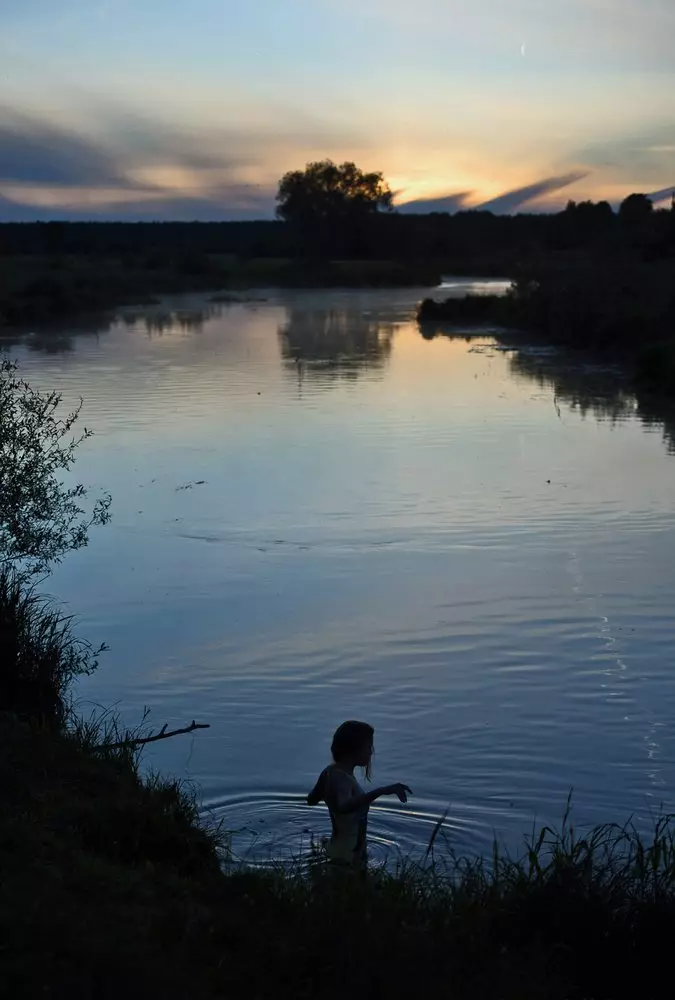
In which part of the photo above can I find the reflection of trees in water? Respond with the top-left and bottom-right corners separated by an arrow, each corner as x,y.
1,303 -> 224,355
507,347 -> 675,454
0,313 -> 112,355
508,349 -> 638,425
418,326 -> 675,455
278,307 -> 395,385
636,394 -> 675,456
124,304 -> 222,336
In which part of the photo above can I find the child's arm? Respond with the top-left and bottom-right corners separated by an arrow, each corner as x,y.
327,770 -> 412,815
307,769 -> 326,806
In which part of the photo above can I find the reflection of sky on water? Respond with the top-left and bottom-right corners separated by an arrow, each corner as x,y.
5,285 -> 675,864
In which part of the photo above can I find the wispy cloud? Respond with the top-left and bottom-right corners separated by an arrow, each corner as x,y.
0,107 -> 124,187
397,192 -> 473,214
0,100 -> 384,220
0,105 -> 287,219
477,171 -> 589,213
648,185 -> 675,205
575,126 -> 675,186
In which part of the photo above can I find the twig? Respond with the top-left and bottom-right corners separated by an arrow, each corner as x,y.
95,720 -> 210,751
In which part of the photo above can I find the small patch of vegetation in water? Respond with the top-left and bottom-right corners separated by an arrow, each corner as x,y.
418,292 -> 510,326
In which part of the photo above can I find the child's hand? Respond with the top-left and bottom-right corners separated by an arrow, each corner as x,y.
387,783 -> 412,803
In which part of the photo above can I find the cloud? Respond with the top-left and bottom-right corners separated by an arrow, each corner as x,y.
0,193 -> 48,221
575,126 -> 675,185
647,185 -> 675,205
477,171 -> 588,213
90,106 -> 251,175
0,100 -> 379,220
0,107 -> 124,187
0,183 -> 276,222
396,191 -> 473,214
0,104 -> 281,219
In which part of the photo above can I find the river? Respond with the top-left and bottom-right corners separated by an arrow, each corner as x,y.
7,280 -> 675,867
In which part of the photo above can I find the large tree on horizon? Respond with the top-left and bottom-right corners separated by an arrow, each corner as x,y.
276,160 -> 393,256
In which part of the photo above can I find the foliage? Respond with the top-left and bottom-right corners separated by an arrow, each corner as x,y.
0,567 -> 105,726
0,359 -> 111,574
418,293 -> 507,327
276,159 -> 393,226
619,192 -> 654,227
276,160 -> 393,256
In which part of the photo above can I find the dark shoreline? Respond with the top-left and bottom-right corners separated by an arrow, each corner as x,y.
418,275 -> 675,401
0,254 -> 443,331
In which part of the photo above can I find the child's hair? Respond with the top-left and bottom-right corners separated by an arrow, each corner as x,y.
331,720 -> 374,780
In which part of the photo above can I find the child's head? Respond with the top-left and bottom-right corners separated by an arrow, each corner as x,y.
331,720 -> 374,779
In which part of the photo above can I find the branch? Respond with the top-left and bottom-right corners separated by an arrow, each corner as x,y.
96,720 -> 210,752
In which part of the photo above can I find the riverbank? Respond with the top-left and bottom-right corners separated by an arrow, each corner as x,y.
4,707 -> 675,1000
418,256 -> 675,398
0,254 -> 441,329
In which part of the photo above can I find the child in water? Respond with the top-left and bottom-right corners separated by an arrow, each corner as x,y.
307,720 -> 412,867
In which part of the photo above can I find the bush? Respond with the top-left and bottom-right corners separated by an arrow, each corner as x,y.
0,359 -> 111,575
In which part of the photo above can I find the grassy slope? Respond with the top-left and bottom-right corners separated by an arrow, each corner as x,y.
3,710 -> 675,999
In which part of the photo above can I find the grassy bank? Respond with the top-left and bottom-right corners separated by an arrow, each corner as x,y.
4,708 -> 675,999
2,571 -> 675,998
0,254 -> 441,329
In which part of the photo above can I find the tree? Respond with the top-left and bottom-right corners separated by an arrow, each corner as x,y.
276,160 -> 393,255
619,193 -> 653,227
0,360 -> 111,576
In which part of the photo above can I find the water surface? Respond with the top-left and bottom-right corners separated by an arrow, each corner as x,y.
8,282 -> 675,866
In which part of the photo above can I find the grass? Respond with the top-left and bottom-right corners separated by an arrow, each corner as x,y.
3,706 -> 675,1000
0,569 -> 105,727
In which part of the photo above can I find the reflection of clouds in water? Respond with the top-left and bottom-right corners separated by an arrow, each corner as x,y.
278,306 -> 396,388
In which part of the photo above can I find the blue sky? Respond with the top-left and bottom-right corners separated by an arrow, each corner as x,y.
1,0 -> 674,219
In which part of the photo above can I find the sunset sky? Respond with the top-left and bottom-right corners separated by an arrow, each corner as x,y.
1,0 -> 674,220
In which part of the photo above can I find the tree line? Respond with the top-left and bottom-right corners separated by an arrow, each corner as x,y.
1,160 -> 673,273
